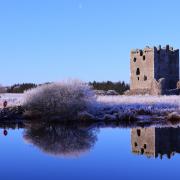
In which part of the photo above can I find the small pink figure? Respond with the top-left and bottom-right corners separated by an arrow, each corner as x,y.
3,130 -> 8,136
3,101 -> 7,108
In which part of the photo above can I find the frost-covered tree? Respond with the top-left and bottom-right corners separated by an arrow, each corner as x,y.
23,80 -> 96,120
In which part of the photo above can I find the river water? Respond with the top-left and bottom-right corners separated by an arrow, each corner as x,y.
0,123 -> 180,180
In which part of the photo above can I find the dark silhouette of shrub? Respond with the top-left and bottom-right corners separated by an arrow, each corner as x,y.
23,123 -> 97,157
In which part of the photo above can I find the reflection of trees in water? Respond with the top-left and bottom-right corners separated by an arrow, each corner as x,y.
23,123 -> 98,157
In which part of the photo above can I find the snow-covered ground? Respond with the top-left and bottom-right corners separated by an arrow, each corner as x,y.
0,93 -> 180,113
97,95 -> 180,108
97,95 -> 180,114
0,93 -> 24,108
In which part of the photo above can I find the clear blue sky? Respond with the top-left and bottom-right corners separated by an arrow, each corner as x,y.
0,0 -> 180,85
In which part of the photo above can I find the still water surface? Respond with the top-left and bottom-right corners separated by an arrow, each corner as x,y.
0,123 -> 180,180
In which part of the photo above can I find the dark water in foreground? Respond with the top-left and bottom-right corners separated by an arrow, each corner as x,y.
0,122 -> 180,180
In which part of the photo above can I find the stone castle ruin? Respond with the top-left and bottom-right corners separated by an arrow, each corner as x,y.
126,45 -> 180,95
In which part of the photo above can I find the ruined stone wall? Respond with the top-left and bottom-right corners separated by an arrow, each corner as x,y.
177,81 -> 180,89
130,47 -> 154,90
154,45 -> 179,90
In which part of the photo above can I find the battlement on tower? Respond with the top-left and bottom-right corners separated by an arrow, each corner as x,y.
131,45 -> 179,55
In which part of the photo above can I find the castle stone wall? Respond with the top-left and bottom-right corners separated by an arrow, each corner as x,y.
154,45 -> 179,89
130,47 -> 154,90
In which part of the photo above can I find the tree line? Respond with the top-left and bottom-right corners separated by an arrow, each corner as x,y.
7,83 -> 37,93
5,81 -> 129,94
89,81 -> 129,95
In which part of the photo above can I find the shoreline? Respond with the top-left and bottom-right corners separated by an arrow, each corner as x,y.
0,93 -> 179,125
0,105 -> 179,126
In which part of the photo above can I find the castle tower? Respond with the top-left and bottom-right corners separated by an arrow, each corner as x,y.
130,45 -> 179,94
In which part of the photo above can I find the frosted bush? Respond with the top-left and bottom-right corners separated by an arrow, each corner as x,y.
23,80 -> 96,120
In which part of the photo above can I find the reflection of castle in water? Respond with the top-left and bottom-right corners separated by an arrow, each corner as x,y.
131,127 -> 180,159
